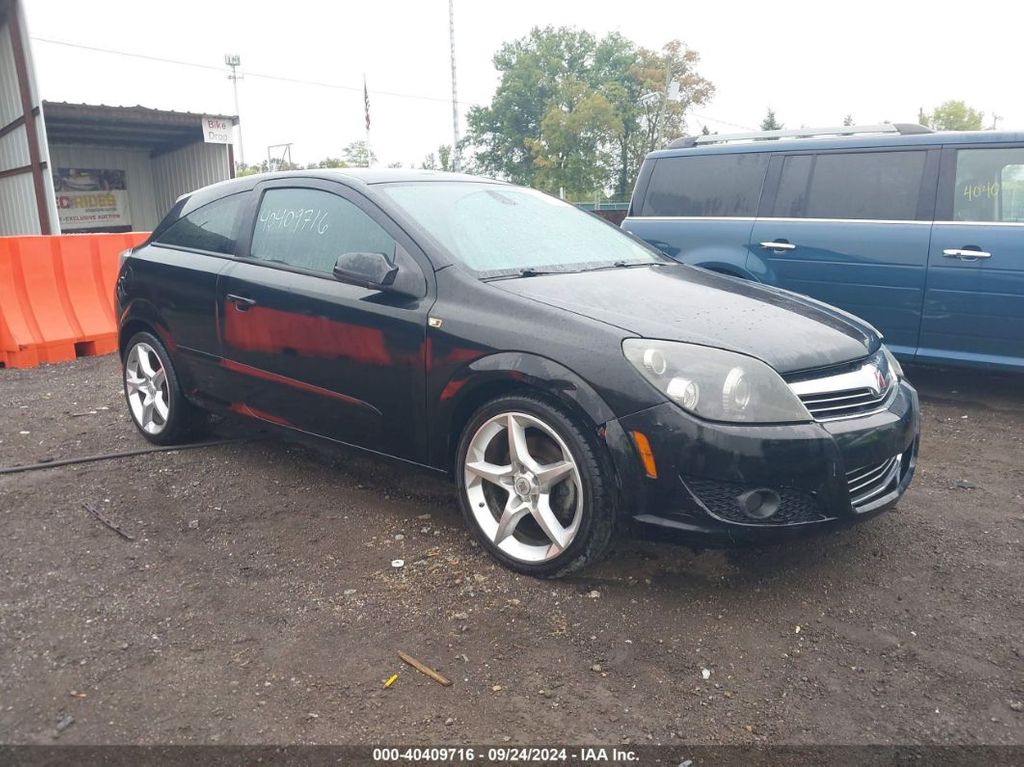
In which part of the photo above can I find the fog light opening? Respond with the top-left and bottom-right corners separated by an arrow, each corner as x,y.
736,488 -> 781,520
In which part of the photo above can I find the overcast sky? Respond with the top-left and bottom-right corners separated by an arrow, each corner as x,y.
24,0 -> 1022,168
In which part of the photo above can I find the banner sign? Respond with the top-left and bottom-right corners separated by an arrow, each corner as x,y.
53,168 -> 131,231
202,116 -> 233,144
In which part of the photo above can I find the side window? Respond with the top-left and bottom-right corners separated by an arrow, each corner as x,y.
770,151 -> 926,220
953,147 -> 1024,223
641,153 -> 769,217
771,155 -> 814,217
250,188 -> 396,274
156,193 -> 246,254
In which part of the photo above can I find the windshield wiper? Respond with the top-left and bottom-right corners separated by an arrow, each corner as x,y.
482,267 -> 569,281
579,260 -> 665,273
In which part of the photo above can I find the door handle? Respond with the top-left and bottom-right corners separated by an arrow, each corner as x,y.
942,248 -> 991,260
760,241 -> 796,251
226,293 -> 257,311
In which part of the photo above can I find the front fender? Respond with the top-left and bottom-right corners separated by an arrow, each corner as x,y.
429,351 -> 646,514
429,351 -> 617,470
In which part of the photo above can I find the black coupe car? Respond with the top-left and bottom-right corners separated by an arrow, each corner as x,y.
116,170 -> 919,577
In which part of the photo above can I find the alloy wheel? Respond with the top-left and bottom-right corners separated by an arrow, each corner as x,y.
125,341 -> 170,435
463,412 -> 583,563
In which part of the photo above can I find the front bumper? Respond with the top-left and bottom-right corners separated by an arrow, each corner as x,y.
605,380 -> 920,546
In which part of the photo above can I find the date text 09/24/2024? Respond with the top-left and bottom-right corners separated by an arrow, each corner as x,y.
372,747 -> 639,762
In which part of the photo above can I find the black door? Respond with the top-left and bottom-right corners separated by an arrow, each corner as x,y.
141,191 -> 250,397
216,180 -> 433,462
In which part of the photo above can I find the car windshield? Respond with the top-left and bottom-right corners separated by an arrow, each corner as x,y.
379,181 -> 665,277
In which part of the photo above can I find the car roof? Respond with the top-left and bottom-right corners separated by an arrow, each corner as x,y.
178,168 -> 504,212
647,129 -> 1024,159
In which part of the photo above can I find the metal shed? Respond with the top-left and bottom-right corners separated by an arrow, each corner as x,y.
0,0 -> 238,235
44,102 -> 237,233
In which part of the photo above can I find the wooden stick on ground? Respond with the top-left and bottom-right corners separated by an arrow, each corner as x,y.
398,651 -> 452,687
81,503 -> 136,541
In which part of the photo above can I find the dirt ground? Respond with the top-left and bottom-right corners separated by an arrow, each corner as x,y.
0,355 -> 1021,746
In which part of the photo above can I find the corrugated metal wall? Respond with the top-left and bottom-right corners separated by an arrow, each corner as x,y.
0,0 -> 56,235
0,173 -> 39,234
46,142 -> 232,231
0,16 -> 22,130
0,5 -> 40,235
48,144 -> 161,231
152,142 -> 231,218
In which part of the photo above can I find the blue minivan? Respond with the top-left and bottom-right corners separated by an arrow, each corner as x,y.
623,125 -> 1024,371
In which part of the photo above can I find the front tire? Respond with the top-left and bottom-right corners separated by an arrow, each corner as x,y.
456,394 -> 617,577
123,331 -> 203,445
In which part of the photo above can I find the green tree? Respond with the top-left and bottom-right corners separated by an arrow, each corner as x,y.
236,159 -> 301,176
842,114 -> 854,126
341,140 -> 377,167
421,144 -> 454,171
527,79 -> 622,197
465,26 -> 713,198
921,100 -> 985,131
306,157 -> 347,169
620,39 -> 713,197
760,108 -> 783,131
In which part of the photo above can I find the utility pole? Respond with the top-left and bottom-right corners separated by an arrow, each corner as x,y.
448,0 -> 460,171
225,54 -> 244,166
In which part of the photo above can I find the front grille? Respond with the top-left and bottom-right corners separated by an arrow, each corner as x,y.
788,350 -> 896,422
682,476 -> 830,526
798,387 -> 890,420
846,454 -> 901,509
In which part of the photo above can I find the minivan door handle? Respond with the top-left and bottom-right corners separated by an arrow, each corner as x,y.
226,293 -> 257,311
760,240 -> 796,252
942,248 -> 991,261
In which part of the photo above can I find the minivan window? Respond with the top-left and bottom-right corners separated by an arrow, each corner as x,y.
640,153 -> 769,217
155,193 -> 247,255
771,151 -> 927,221
250,188 -> 396,274
953,147 -> 1024,223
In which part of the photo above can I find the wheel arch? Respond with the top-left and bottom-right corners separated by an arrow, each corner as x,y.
431,352 -> 617,475
118,299 -> 175,361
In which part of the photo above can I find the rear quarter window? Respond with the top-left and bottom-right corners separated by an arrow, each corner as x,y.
640,153 -> 769,217
154,193 -> 247,255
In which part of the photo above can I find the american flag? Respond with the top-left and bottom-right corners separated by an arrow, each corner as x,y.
363,76 -> 371,131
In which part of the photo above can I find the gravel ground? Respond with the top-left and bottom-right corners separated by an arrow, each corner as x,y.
0,355 -> 1022,746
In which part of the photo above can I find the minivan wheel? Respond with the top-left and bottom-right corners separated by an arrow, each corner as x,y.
456,395 -> 617,577
123,331 -> 203,445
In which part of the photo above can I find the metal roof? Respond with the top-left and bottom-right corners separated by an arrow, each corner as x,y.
41,101 -> 238,155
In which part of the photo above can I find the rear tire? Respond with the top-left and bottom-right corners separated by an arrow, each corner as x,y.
122,331 -> 205,445
455,394 -> 617,578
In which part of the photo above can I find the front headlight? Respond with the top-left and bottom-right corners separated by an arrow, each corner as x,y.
881,345 -> 904,381
623,339 -> 812,423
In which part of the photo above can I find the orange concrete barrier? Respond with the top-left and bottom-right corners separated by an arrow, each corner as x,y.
0,233 -> 149,369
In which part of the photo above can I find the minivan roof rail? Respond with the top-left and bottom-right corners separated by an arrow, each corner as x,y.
669,123 -> 933,149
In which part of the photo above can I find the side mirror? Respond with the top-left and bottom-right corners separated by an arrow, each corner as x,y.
332,252 -> 399,291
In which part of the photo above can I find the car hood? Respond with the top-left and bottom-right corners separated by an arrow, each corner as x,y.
493,264 -> 880,374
